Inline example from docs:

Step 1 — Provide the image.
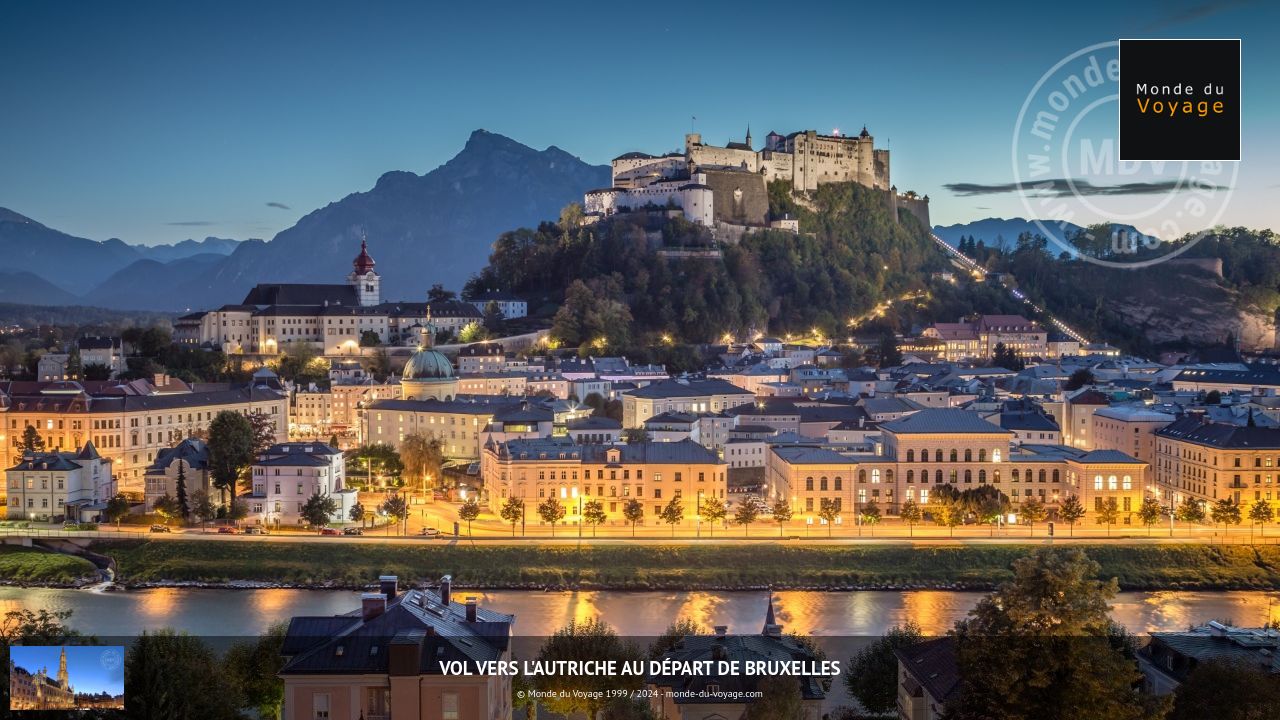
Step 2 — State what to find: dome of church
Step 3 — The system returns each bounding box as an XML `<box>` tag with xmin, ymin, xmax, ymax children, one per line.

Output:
<box><xmin>403</xmin><ymin>347</ymin><xmax>454</xmax><ymax>380</ymax></box>
<box><xmin>352</xmin><ymin>239</ymin><xmax>376</xmax><ymax>276</ymax></box>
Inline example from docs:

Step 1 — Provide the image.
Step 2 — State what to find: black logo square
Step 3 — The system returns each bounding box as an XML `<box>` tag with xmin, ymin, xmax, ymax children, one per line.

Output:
<box><xmin>1119</xmin><ymin>39</ymin><xmax>1240</xmax><ymax>161</ymax></box>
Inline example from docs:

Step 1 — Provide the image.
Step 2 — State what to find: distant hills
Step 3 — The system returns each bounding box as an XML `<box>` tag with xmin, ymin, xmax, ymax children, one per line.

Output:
<box><xmin>933</xmin><ymin>216</ymin><xmax>1160</xmax><ymax>253</ymax></box>
<box><xmin>0</xmin><ymin>130</ymin><xmax>608</xmax><ymax>311</ymax></box>
<box><xmin>0</xmin><ymin>207</ymin><xmax>242</xmax><ymax>294</ymax></box>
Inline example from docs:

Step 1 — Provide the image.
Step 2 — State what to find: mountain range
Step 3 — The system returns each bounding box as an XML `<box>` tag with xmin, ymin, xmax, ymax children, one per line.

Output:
<box><xmin>0</xmin><ymin>130</ymin><xmax>608</xmax><ymax>312</ymax></box>
<box><xmin>932</xmin><ymin>216</ymin><xmax>1160</xmax><ymax>252</ymax></box>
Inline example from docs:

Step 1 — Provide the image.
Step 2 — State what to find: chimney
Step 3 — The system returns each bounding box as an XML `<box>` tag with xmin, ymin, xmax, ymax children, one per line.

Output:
<box><xmin>439</xmin><ymin>574</ymin><xmax>452</xmax><ymax>606</ymax></box>
<box><xmin>466</xmin><ymin>597</ymin><xmax>477</xmax><ymax>622</ymax></box>
<box><xmin>714</xmin><ymin>625</ymin><xmax>728</xmax><ymax>638</ymax></box>
<box><xmin>361</xmin><ymin>593</ymin><xmax>386</xmax><ymax>621</ymax></box>
<box><xmin>379</xmin><ymin>575</ymin><xmax>398</xmax><ymax>602</ymax></box>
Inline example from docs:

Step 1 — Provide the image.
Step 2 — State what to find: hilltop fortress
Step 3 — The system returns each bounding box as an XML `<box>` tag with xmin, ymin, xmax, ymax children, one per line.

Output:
<box><xmin>584</xmin><ymin>127</ymin><xmax>929</xmax><ymax>237</ymax></box>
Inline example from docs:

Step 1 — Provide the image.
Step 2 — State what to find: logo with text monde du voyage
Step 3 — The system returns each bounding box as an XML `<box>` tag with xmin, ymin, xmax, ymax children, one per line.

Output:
<box><xmin>1013</xmin><ymin>40</ymin><xmax>1239</xmax><ymax>268</ymax></box>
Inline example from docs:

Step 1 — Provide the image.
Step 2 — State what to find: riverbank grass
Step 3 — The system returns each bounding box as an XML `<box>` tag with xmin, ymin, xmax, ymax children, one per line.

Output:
<box><xmin>0</xmin><ymin>546</ymin><xmax>99</xmax><ymax>584</ymax></box>
<box><xmin>86</xmin><ymin>541</ymin><xmax>1280</xmax><ymax>591</ymax></box>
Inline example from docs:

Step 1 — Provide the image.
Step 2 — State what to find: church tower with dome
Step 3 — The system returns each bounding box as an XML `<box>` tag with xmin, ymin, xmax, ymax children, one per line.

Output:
<box><xmin>401</xmin><ymin>312</ymin><xmax>457</xmax><ymax>401</ymax></box>
<box><xmin>347</xmin><ymin>234</ymin><xmax>381</xmax><ymax>306</ymax></box>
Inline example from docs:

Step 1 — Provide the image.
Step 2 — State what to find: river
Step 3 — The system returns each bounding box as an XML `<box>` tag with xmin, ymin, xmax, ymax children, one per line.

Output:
<box><xmin>2</xmin><ymin>586</ymin><xmax>1277</xmax><ymax>639</ymax></box>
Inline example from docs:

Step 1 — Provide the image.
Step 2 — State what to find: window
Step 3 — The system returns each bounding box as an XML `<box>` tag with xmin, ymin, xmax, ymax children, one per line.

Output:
<box><xmin>1094</xmin><ymin>475</ymin><xmax>1103</xmax><ymax>490</ymax></box>
<box><xmin>442</xmin><ymin>692</ymin><xmax>460</xmax><ymax>720</ymax></box>
<box><xmin>312</xmin><ymin>693</ymin><xmax>330</xmax><ymax>720</ymax></box>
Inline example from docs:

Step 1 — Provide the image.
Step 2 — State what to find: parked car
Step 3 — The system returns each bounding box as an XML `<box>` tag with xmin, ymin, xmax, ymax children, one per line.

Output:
<box><xmin>419</xmin><ymin>527</ymin><xmax>440</xmax><ymax>537</ymax></box>
<box><xmin>342</xmin><ymin>527</ymin><xmax>363</xmax><ymax>536</ymax></box>
<box><xmin>149</xmin><ymin>524</ymin><xmax>171</xmax><ymax>533</ymax></box>
<box><xmin>244</xmin><ymin>527</ymin><xmax>270</xmax><ymax>535</ymax></box>
<box><xmin>217</xmin><ymin>526</ymin><xmax>237</xmax><ymax>534</ymax></box>
<box><xmin>319</xmin><ymin>527</ymin><xmax>340</xmax><ymax>536</ymax></box>
<box><xmin>62</xmin><ymin>520</ymin><xmax>80</xmax><ymax>530</ymax></box>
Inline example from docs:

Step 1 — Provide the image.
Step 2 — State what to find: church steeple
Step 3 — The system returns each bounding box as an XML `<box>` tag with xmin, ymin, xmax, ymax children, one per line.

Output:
<box><xmin>745</xmin><ymin>124</ymin><xmax>753</xmax><ymax>149</ymax></box>
<box><xmin>57</xmin><ymin>646</ymin><xmax>68</xmax><ymax>689</ymax></box>
<box><xmin>348</xmin><ymin>231</ymin><xmax>381</xmax><ymax>306</ymax></box>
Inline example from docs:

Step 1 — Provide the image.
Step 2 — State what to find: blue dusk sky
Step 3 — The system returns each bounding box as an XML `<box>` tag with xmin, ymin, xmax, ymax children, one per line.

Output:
<box><xmin>1</xmin><ymin>0</ymin><xmax>1276</xmax><ymax>246</ymax></box>
<box><xmin>9</xmin><ymin>645</ymin><xmax>124</xmax><ymax>696</ymax></box>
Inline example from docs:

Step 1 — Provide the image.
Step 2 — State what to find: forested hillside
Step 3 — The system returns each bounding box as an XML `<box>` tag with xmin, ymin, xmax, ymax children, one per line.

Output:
<box><xmin>467</xmin><ymin>183</ymin><xmax>948</xmax><ymax>352</ymax></box>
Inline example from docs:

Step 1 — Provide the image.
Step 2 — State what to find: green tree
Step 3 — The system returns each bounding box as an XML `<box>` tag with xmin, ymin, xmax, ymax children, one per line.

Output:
<box><xmin>844</xmin><ymin>622</ymin><xmax>924</xmax><ymax>716</ymax></box>
<box><xmin>748</xmin><ymin>675</ymin><xmax>806</xmax><ymax>719</ymax></box>
<box><xmin>482</xmin><ymin>300</ymin><xmax>506</xmax><ymax>335</ymax></box>
<box><xmin>1211</xmin><ymin>498</ymin><xmax>1242</xmax><ymax>534</ymax></box>
<box><xmin>623</xmin><ymin>498</ymin><xmax>644</xmax><ymax>537</ymax></box>
<box><xmin>1097</xmin><ymin>497</ymin><xmax>1121</xmax><ymax>536</ymax></box>
<box><xmin>83</xmin><ymin>362</ymin><xmax>112</xmax><ymax>381</ymax></box>
<box><xmin>648</xmin><ymin>618</ymin><xmax>706</xmax><ymax>660</ymax></box>
<box><xmin>900</xmin><ymin>498</ymin><xmax>922</xmax><ymax>536</ymax></box>
<box><xmin>501</xmin><ymin>497</ymin><xmax>525</xmax><ymax>537</ymax></box>
<box><xmin>538</xmin><ymin>497</ymin><xmax>566</xmax><ymax>536</ymax></box>
<box><xmin>582</xmin><ymin>499</ymin><xmax>607</xmax><ymax>537</ymax></box>
<box><xmin>1059</xmin><ymin>494</ymin><xmax>1086</xmax><ymax>536</ymax></box>
<box><xmin>227</xmin><ymin>497</ymin><xmax>249</xmax><ymax>525</ymax></box>
<box><xmin>877</xmin><ymin>332</ymin><xmax>902</xmax><ymax>368</ymax></box>
<box><xmin>534</xmin><ymin>618</ymin><xmax>643</xmax><ymax>719</ymax></box>
<box><xmin>458</xmin><ymin>497</ymin><xmax>482</xmax><ymax>535</ymax></box>
<box><xmin>190</xmin><ymin>489</ymin><xmax>216</xmax><ymax>531</ymax></box>
<box><xmin>1176</xmin><ymin>497</ymin><xmax>1206</xmax><ymax>534</ymax></box>
<box><xmin>860</xmin><ymin>500</ymin><xmax>882</xmax><ymax>535</ymax></box>
<box><xmin>770</xmin><ymin>497</ymin><xmax>793</xmax><ymax>537</ymax></box>
<box><xmin>153</xmin><ymin>493</ymin><xmax>180</xmax><ymax>525</ymax></box>
<box><xmin>247</xmin><ymin>410</ymin><xmax>277</xmax><ymax>453</ymax></box>
<box><xmin>207</xmin><ymin>410</ymin><xmax>254</xmax><ymax>506</ymax></box>
<box><xmin>1248</xmin><ymin>500</ymin><xmax>1274</xmax><ymax>539</ymax></box>
<box><xmin>659</xmin><ymin>496</ymin><xmax>684</xmax><ymax>536</ymax></box>
<box><xmin>1020</xmin><ymin>497</ymin><xmax>1047</xmax><ymax>537</ymax></box>
<box><xmin>551</xmin><ymin>277</ymin><xmax>634</xmax><ymax>352</ymax></box>
<box><xmin>1065</xmin><ymin>368</ymin><xmax>1095</xmax><ymax>391</ymax></box>
<box><xmin>735</xmin><ymin>497</ymin><xmax>761</xmax><ymax>537</ymax></box>
<box><xmin>700</xmin><ymin>495</ymin><xmax>726</xmax><ymax>537</ymax></box>
<box><xmin>348</xmin><ymin>502</ymin><xmax>365</xmax><ymax>526</ymax></box>
<box><xmin>399</xmin><ymin>433</ymin><xmax>444</xmax><ymax>493</ymax></box>
<box><xmin>368</xmin><ymin>347</ymin><xmax>392</xmax><ymax>382</ymax></box>
<box><xmin>358</xmin><ymin>329</ymin><xmax>381</xmax><ymax>347</ymax></box>
<box><xmin>1204</xmin><ymin>389</ymin><xmax>1223</xmax><ymax>405</ymax></box>
<box><xmin>65</xmin><ymin>344</ymin><xmax>83</xmax><ymax>380</ymax></box>
<box><xmin>300</xmin><ymin>491</ymin><xmax>339</xmax><ymax>531</ymax></box>
<box><xmin>19</xmin><ymin>425</ymin><xmax>44</xmax><ymax>453</ymax></box>
<box><xmin>622</xmin><ymin>427</ymin><xmax>650</xmax><ymax>444</ymax></box>
<box><xmin>223</xmin><ymin>623</ymin><xmax>287</xmax><ymax>720</ymax></box>
<box><xmin>991</xmin><ymin>341</ymin><xmax>1025</xmax><ymax>371</ymax></box>
<box><xmin>126</xmin><ymin>630</ymin><xmax>243</xmax><ymax>720</ymax></box>
<box><xmin>427</xmin><ymin>283</ymin><xmax>456</xmax><ymax>303</ymax></box>
<box><xmin>1167</xmin><ymin>659</ymin><xmax>1280</xmax><ymax>720</ymax></box>
<box><xmin>947</xmin><ymin>548</ymin><xmax>1160</xmax><ymax>720</ymax></box>
<box><xmin>1137</xmin><ymin>496</ymin><xmax>1165</xmax><ymax>536</ymax></box>
<box><xmin>104</xmin><ymin>493</ymin><xmax>132</xmax><ymax>528</ymax></box>
<box><xmin>380</xmin><ymin>493</ymin><xmax>409</xmax><ymax>535</ymax></box>
<box><xmin>175</xmin><ymin>461</ymin><xmax>190</xmax><ymax>520</ymax></box>
<box><xmin>817</xmin><ymin>497</ymin><xmax>840</xmax><ymax>537</ymax></box>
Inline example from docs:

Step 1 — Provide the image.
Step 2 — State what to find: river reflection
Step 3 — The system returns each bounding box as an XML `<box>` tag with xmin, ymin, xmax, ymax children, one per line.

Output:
<box><xmin>2</xmin><ymin>586</ymin><xmax>1278</xmax><ymax>639</ymax></box>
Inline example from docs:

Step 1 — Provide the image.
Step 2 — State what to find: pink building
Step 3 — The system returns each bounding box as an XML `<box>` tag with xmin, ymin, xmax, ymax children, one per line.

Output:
<box><xmin>279</xmin><ymin>575</ymin><xmax>513</xmax><ymax>720</ymax></box>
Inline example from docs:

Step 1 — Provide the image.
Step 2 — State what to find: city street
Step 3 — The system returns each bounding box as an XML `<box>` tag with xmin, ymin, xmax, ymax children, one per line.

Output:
<box><xmin>10</xmin><ymin>500</ymin><xmax>1280</xmax><ymax>546</ymax></box>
